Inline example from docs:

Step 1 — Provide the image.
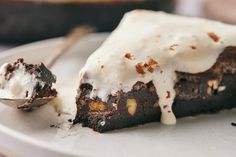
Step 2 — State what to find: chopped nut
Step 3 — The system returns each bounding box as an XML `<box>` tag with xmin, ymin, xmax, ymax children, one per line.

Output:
<box><xmin>143</xmin><ymin>63</ymin><xmax>149</xmax><ymax>68</ymax></box>
<box><xmin>148</xmin><ymin>58</ymin><xmax>158</xmax><ymax>66</ymax></box>
<box><xmin>207</xmin><ymin>80</ymin><xmax>222</xmax><ymax>95</ymax></box>
<box><xmin>147</xmin><ymin>66</ymin><xmax>154</xmax><ymax>73</ymax></box>
<box><xmin>89</xmin><ymin>101</ymin><xmax>106</xmax><ymax>111</ymax></box>
<box><xmin>126</xmin><ymin>99</ymin><xmax>137</xmax><ymax>116</ymax></box>
<box><xmin>207</xmin><ymin>80</ymin><xmax>219</xmax><ymax>90</ymax></box>
<box><xmin>147</xmin><ymin>58</ymin><xmax>159</xmax><ymax>73</ymax></box>
<box><xmin>135</xmin><ymin>58</ymin><xmax>159</xmax><ymax>75</ymax></box>
<box><xmin>166</xmin><ymin>91</ymin><xmax>171</xmax><ymax>99</ymax></box>
<box><xmin>100</xmin><ymin>120</ymin><xmax>106</xmax><ymax>126</ymax></box>
<box><xmin>112</xmin><ymin>103</ymin><xmax>118</xmax><ymax>110</ymax></box>
<box><xmin>207</xmin><ymin>32</ymin><xmax>220</xmax><ymax>42</ymax></box>
<box><xmin>149</xmin><ymin>86</ymin><xmax>156</xmax><ymax>94</ymax></box>
<box><xmin>124</xmin><ymin>53</ymin><xmax>133</xmax><ymax>60</ymax></box>
<box><xmin>135</xmin><ymin>63</ymin><xmax>145</xmax><ymax>75</ymax></box>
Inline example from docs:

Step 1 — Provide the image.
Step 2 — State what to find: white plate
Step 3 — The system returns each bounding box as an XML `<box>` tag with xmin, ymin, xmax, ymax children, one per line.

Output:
<box><xmin>0</xmin><ymin>34</ymin><xmax>235</xmax><ymax>157</ymax></box>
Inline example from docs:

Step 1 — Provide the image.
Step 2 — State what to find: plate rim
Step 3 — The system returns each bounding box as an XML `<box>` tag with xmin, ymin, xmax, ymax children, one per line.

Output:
<box><xmin>0</xmin><ymin>35</ymin><xmax>108</xmax><ymax>157</ymax></box>
<box><xmin>0</xmin><ymin>37</ymin><xmax>63</xmax><ymax>59</ymax></box>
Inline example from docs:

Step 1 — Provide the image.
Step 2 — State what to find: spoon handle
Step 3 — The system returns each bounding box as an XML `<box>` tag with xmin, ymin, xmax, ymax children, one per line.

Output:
<box><xmin>44</xmin><ymin>26</ymin><xmax>95</xmax><ymax>68</ymax></box>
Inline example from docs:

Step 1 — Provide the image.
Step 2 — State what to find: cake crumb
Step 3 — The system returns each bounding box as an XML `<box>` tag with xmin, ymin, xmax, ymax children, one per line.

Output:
<box><xmin>25</xmin><ymin>91</ymin><xmax>29</xmax><ymax>97</ymax></box>
<box><xmin>169</xmin><ymin>44</ymin><xmax>179</xmax><ymax>51</ymax></box>
<box><xmin>51</xmin><ymin>97</ymin><xmax>64</xmax><ymax>115</ymax></box>
<box><xmin>207</xmin><ymin>32</ymin><xmax>220</xmax><ymax>42</ymax></box>
<box><xmin>231</xmin><ymin>122</ymin><xmax>236</xmax><ymax>126</ymax></box>
<box><xmin>50</xmin><ymin>124</ymin><xmax>60</xmax><ymax>128</ymax></box>
<box><xmin>190</xmin><ymin>45</ymin><xmax>197</xmax><ymax>49</ymax></box>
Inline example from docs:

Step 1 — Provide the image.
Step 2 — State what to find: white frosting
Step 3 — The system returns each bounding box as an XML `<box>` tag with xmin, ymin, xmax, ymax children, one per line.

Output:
<box><xmin>0</xmin><ymin>63</ymin><xmax>45</xmax><ymax>99</ymax></box>
<box><xmin>79</xmin><ymin>10</ymin><xmax>236</xmax><ymax>124</ymax></box>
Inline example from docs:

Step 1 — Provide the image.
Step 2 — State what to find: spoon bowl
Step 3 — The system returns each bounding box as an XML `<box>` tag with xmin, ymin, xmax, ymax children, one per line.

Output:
<box><xmin>0</xmin><ymin>26</ymin><xmax>94</xmax><ymax>111</ymax></box>
<box><xmin>0</xmin><ymin>97</ymin><xmax>56</xmax><ymax>110</ymax></box>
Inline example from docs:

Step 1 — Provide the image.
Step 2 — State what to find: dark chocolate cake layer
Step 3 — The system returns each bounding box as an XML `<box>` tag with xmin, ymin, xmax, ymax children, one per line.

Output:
<box><xmin>74</xmin><ymin>46</ymin><xmax>236</xmax><ymax>133</ymax></box>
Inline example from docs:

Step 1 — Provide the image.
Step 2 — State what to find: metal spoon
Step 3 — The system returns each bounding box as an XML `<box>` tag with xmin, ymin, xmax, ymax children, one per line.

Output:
<box><xmin>0</xmin><ymin>26</ymin><xmax>94</xmax><ymax>110</ymax></box>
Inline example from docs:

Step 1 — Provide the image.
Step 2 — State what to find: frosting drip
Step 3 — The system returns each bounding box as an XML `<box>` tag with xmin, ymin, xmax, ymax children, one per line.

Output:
<box><xmin>79</xmin><ymin>10</ymin><xmax>236</xmax><ymax>124</ymax></box>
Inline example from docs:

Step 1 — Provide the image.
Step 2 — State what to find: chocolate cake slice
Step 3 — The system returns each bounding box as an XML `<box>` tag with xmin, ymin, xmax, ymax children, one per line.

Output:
<box><xmin>74</xmin><ymin>10</ymin><xmax>236</xmax><ymax>132</ymax></box>
<box><xmin>0</xmin><ymin>58</ymin><xmax>57</xmax><ymax>110</ymax></box>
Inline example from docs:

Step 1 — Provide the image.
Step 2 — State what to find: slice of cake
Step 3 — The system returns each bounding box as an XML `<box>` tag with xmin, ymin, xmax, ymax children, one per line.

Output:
<box><xmin>74</xmin><ymin>10</ymin><xmax>236</xmax><ymax>132</ymax></box>
<box><xmin>0</xmin><ymin>58</ymin><xmax>57</xmax><ymax>110</ymax></box>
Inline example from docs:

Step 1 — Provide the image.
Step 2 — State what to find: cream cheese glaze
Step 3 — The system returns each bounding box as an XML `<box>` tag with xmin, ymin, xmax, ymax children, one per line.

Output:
<box><xmin>79</xmin><ymin>10</ymin><xmax>236</xmax><ymax>124</ymax></box>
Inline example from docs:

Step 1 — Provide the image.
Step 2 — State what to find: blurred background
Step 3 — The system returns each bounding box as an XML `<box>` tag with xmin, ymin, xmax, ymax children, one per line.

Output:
<box><xmin>0</xmin><ymin>0</ymin><xmax>235</xmax><ymax>46</ymax></box>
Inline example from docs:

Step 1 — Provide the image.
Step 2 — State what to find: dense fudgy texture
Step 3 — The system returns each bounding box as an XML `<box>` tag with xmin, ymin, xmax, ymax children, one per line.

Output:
<box><xmin>74</xmin><ymin>46</ymin><xmax>236</xmax><ymax>133</ymax></box>
<box><xmin>6</xmin><ymin>58</ymin><xmax>57</xmax><ymax>110</ymax></box>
